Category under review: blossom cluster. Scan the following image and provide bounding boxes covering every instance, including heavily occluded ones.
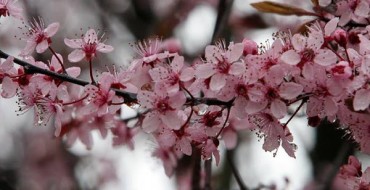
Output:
[1,0,370,182]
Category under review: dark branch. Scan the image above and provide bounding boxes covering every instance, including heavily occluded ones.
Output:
[0,50,137,103]
[211,0,234,42]
[227,150,248,190]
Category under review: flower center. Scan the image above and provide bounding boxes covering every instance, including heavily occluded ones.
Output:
[0,7,9,17]
[216,60,230,74]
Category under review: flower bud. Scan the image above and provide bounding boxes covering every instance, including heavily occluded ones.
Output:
[242,39,258,56]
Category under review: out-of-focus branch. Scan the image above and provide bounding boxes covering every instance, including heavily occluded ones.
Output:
[317,143,353,190]
[226,150,248,190]
[192,148,202,190]
[211,0,234,42]
[204,158,213,190]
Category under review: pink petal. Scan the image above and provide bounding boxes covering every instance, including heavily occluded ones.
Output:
[271,99,287,119]
[314,49,337,66]
[245,100,268,114]
[280,50,301,65]
[161,111,183,130]
[205,45,221,63]
[319,0,331,7]
[229,62,245,75]
[291,34,306,52]
[324,97,338,116]
[223,129,237,149]
[171,55,184,72]
[84,29,98,43]
[179,138,192,156]
[179,67,194,81]
[137,90,155,109]
[279,82,303,100]
[1,56,14,71]
[195,64,215,78]
[64,38,83,48]
[168,92,186,109]
[142,112,161,133]
[68,49,85,62]
[354,1,369,17]
[226,43,243,63]
[324,17,339,36]
[36,40,49,53]
[307,31,324,50]
[282,140,296,158]
[149,66,168,81]
[66,67,81,78]
[44,22,60,37]
[353,89,370,111]
[1,77,17,98]
[210,73,226,91]
[51,54,63,69]
[20,41,36,56]
[97,43,114,53]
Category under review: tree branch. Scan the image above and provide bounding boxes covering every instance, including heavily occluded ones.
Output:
[211,0,234,42]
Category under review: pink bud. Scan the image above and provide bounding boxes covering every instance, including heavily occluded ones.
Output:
[161,38,182,53]
[242,39,258,55]
[333,28,347,46]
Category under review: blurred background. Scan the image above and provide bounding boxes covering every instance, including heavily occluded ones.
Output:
[0,0,364,189]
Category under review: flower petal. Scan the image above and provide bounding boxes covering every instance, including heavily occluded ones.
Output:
[97,43,114,53]
[353,89,370,111]
[68,49,85,62]
[280,50,301,65]
[44,22,60,37]
[64,38,83,48]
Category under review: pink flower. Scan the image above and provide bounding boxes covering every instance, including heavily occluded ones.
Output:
[200,138,220,165]
[20,18,59,56]
[138,85,186,132]
[335,155,370,189]
[30,54,81,95]
[195,41,245,91]
[248,112,297,158]
[61,118,93,149]
[64,29,113,62]
[111,121,137,149]
[149,55,194,94]
[80,76,122,117]
[130,37,173,69]
[0,0,22,19]
[280,24,337,67]
[156,127,192,156]
[0,56,17,98]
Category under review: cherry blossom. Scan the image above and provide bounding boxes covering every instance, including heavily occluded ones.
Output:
[335,156,370,189]
[20,18,59,56]
[195,41,245,92]
[64,29,113,62]
[138,84,186,132]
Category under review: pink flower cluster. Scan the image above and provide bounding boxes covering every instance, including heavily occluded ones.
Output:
[335,156,370,189]
[3,0,370,179]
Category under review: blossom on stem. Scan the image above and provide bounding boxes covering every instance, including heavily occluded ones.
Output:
[138,84,186,132]
[64,29,113,62]
[195,41,245,92]
[20,18,59,56]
